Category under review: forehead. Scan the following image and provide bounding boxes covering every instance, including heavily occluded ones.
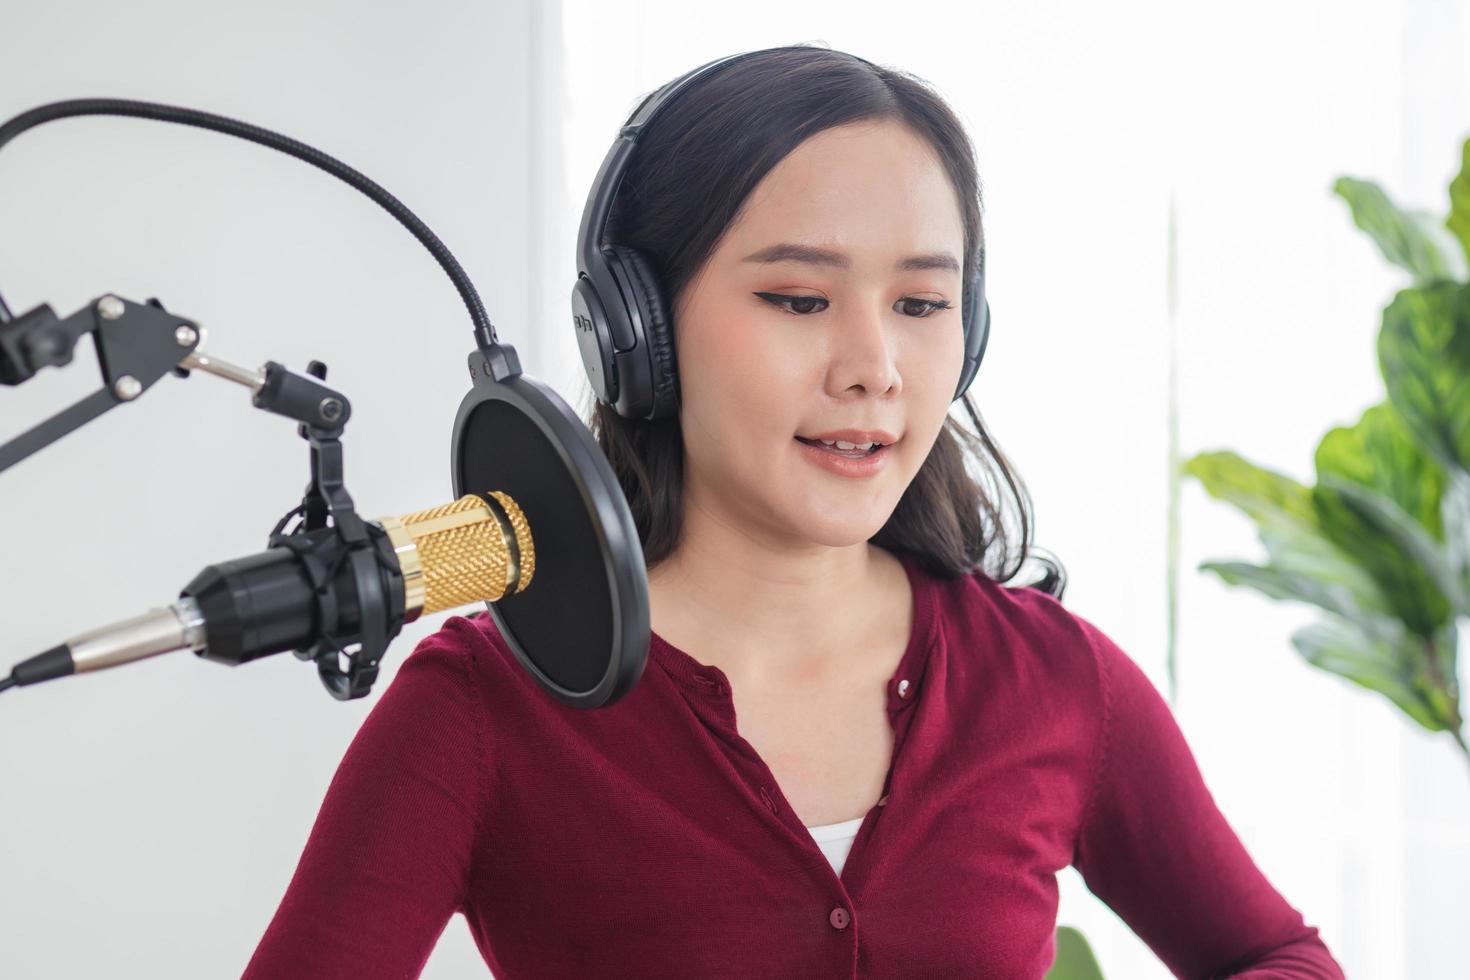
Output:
[720,118,964,267]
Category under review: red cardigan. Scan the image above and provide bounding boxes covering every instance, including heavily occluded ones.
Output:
[243,550,1343,978]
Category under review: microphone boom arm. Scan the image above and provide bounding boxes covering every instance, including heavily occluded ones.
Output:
[0,291,355,469]
[0,293,203,473]
[1,287,396,700]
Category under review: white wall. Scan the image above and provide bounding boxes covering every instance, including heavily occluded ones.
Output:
[0,1,548,976]
[556,2,1466,978]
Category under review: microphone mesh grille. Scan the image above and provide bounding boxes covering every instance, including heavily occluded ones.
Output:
[395,492,534,614]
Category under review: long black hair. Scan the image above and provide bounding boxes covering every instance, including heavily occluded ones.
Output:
[583,43,1035,584]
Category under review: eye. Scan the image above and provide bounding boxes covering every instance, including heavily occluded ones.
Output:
[754,293,954,318]
[755,292,829,315]
[896,297,954,318]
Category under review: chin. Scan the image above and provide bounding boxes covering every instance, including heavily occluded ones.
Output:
[785,511,892,549]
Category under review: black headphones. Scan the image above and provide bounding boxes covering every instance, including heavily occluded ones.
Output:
[571,46,991,422]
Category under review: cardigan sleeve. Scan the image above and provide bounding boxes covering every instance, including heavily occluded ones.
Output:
[241,625,489,979]
[1069,613,1345,979]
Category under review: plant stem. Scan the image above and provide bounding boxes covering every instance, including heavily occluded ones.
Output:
[1164,192,1180,705]
[1413,632,1470,774]
[1450,725,1470,776]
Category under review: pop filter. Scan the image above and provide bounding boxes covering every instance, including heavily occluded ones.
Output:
[452,344,649,710]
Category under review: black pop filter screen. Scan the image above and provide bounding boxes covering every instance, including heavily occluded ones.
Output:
[452,368,648,709]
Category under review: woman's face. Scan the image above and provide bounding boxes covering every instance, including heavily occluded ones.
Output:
[670,117,968,553]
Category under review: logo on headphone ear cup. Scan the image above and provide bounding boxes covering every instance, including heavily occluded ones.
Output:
[571,270,617,407]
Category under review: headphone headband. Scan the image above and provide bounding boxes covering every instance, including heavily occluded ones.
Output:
[577,48,842,288]
[571,46,987,421]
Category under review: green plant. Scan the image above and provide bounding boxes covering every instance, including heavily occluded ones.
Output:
[1045,925,1107,980]
[1182,135,1470,769]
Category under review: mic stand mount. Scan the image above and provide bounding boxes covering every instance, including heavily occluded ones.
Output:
[0,292,402,699]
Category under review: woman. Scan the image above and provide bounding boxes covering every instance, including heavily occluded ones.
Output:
[243,45,1343,978]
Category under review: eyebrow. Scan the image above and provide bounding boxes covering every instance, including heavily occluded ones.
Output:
[740,242,961,274]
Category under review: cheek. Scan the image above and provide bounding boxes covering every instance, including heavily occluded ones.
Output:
[681,311,805,425]
[922,318,967,382]
[901,325,965,404]
[897,331,965,457]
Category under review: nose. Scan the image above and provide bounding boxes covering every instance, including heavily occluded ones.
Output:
[826,298,901,398]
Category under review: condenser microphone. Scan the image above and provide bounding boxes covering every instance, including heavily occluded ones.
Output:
[1,491,533,692]
[2,351,654,714]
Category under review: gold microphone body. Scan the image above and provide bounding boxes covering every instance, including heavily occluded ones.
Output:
[3,492,534,691]
[378,490,535,620]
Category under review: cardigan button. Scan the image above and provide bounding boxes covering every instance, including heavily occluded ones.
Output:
[896,678,910,699]
[829,906,851,930]
[877,794,889,807]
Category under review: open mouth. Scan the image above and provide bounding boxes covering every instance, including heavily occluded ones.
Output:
[793,436,888,457]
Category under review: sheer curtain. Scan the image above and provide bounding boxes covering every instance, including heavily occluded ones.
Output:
[550,2,1470,977]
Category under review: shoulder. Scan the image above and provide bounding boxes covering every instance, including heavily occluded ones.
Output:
[941,571,1177,794]
[930,567,1118,700]
[920,566,1136,829]
[409,609,634,722]
[410,608,537,694]
[376,610,545,732]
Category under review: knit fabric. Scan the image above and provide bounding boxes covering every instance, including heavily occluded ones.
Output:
[243,550,1344,979]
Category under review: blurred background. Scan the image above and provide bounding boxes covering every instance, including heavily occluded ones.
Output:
[2,0,1467,976]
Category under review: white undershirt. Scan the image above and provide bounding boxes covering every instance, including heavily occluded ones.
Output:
[804,815,866,876]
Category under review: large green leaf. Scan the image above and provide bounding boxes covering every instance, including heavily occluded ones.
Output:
[1379,280,1470,475]
[1443,469,1470,619]
[1324,477,1467,617]
[1183,450,1317,530]
[1199,559,1403,645]
[1314,402,1445,537]
[1185,450,1397,620]
[1334,176,1468,283]
[1312,404,1453,635]
[1448,135,1470,274]
[1044,926,1106,980]
[1426,617,1464,731]
[1312,481,1451,638]
[1290,615,1456,733]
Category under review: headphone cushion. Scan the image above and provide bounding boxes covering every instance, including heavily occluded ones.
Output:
[611,245,679,419]
[954,271,985,400]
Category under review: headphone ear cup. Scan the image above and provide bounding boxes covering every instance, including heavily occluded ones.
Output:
[607,244,680,421]
[954,276,984,400]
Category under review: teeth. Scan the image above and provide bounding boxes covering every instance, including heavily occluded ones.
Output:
[801,436,884,450]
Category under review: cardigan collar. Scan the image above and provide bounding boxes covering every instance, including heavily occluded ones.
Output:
[648,548,941,714]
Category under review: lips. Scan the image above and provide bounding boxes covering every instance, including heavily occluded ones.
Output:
[794,429,900,446]
[794,435,896,475]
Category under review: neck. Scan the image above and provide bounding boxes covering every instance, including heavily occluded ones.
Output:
[647,502,903,685]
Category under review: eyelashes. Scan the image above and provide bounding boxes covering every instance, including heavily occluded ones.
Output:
[753,292,954,318]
